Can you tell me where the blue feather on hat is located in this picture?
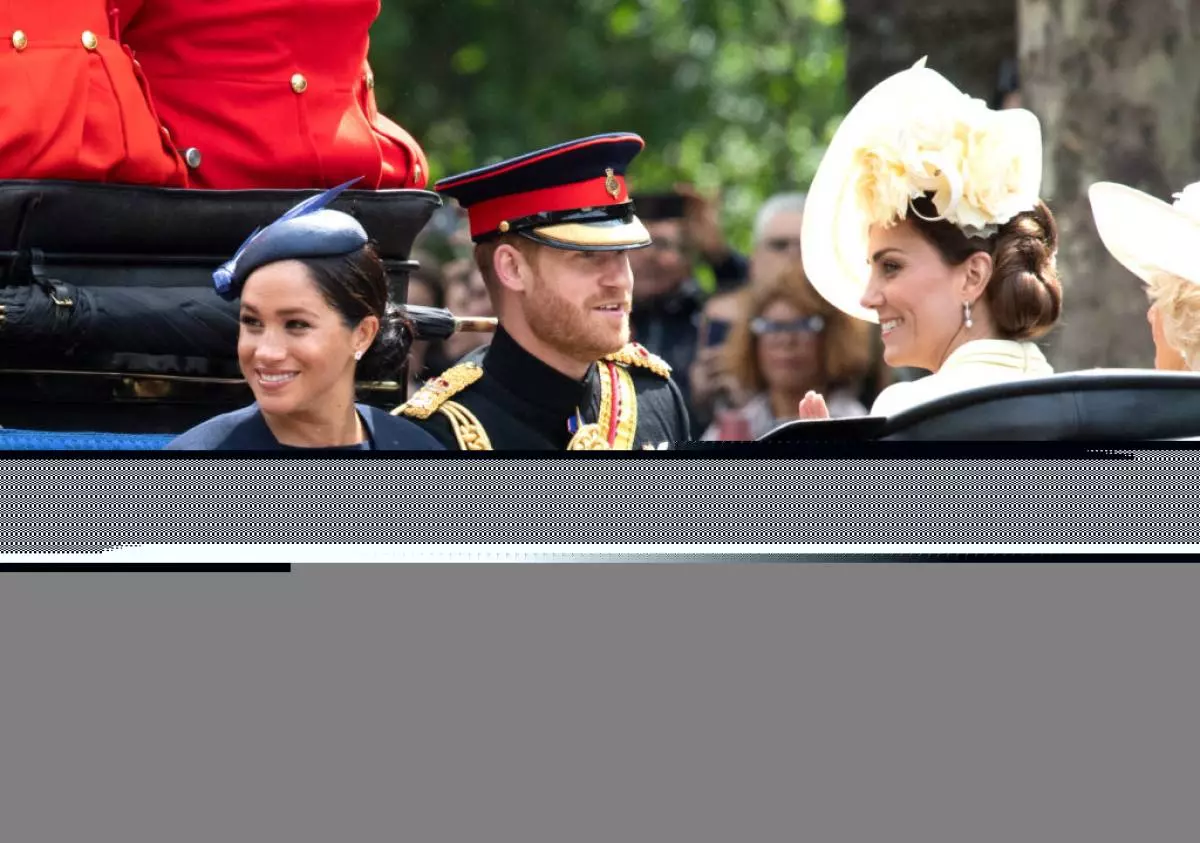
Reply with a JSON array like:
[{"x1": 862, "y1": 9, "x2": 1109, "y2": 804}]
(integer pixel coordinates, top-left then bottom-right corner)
[{"x1": 214, "y1": 178, "x2": 368, "y2": 300}]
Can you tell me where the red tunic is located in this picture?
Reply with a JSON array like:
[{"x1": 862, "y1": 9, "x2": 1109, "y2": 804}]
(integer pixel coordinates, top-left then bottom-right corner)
[
  {"x1": 118, "y1": 0, "x2": 430, "y2": 190},
  {"x1": 0, "y1": 2, "x2": 187, "y2": 185}
]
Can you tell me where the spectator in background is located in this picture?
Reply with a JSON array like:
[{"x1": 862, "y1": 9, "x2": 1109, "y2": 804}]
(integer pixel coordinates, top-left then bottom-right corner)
[
  {"x1": 672, "y1": 188, "x2": 811, "y2": 291},
  {"x1": 668, "y1": 186, "x2": 809, "y2": 291},
  {"x1": 688, "y1": 190, "x2": 883, "y2": 425},
  {"x1": 747, "y1": 193, "x2": 807, "y2": 287},
  {"x1": 630, "y1": 186, "x2": 886, "y2": 429},
  {"x1": 424, "y1": 255, "x2": 494, "y2": 372},
  {"x1": 407, "y1": 203, "x2": 495, "y2": 381},
  {"x1": 627, "y1": 192, "x2": 711, "y2": 421},
  {"x1": 687, "y1": 288, "x2": 748, "y2": 433},
  {"x1": 752, "y1": 191, "x2": 905, "y2": 406},
  {"x1": 415, "y1": 203, "x2": 473, "y2": 262},
  {"x1": 674, "y1": 184, "x2": 751, "y2": 289},
  {"x1": 702, "y1": 265, "x2": 871, "y2": 440}
]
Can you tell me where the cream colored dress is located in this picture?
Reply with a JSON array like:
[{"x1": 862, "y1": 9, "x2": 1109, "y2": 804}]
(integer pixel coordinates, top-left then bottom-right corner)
[{"x1": 871, "y1": 339, "x2": 1054, "y2": 416}]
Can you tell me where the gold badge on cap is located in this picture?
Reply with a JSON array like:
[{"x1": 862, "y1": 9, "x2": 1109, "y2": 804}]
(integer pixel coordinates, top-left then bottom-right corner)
[{"x1": 605, "y1": 168, "x2": 620, "y2": 199}]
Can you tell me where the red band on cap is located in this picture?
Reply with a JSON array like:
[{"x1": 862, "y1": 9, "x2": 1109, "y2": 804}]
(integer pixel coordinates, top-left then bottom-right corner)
[{"x1": 468, "y1": 175, "x2": 628, "y2": 238}]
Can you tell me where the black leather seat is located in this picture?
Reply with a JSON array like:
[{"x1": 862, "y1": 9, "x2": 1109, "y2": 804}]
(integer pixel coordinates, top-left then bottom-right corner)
[
  {"x1": 756, "y1": 370, "x2": 1200, "y2": 441},
  {"x1": 0, "y1": 179, "x2": 441, "y2": 288}
]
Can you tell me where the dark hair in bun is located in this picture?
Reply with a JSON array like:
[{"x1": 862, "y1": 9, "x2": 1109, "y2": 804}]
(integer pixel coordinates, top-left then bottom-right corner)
[
  {"x1": 299, "y1": 243, "x2": 414, "y2": 382},
  {"x1": 909, "y1": 195, "x2": 1062, "y2": 340}
]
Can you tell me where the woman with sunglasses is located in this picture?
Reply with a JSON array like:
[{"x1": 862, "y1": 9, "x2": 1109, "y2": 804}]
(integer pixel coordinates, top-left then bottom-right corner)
[
  {"x1": 701, "y1": 265, "x2": 872, "y2": 440},
  {"x1": 166, "y1": 183, "x2": 444, "y2": 451}
]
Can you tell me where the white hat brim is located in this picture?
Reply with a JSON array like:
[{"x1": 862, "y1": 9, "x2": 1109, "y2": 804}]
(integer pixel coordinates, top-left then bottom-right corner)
[
  {"x1": 1088, "y1": 182, "x2": 1200, "y2": 287},
  {"x1": 802, "y1": 64, "x2": 1043, "y2": 324}
]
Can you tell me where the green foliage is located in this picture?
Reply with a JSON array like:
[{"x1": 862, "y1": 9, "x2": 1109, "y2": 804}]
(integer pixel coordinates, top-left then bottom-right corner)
[{"x1": 369, "y1": 0, "x2": 846, "y2": 252}]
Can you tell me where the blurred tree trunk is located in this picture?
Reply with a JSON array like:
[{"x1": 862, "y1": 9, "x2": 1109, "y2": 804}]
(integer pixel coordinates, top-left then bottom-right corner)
[
  {"x1": 1021, "y1": 0, "x2": 1200, "y2": 369},
  {"x1": 843, "y1": 0, "x2": 1016, "y2": 100}
]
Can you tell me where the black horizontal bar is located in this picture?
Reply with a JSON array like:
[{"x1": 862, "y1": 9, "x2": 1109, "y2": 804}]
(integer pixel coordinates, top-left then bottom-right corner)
[
  {"x1": 0, "y1": 563, "x2": 292, "y2": 573},
  {"x1": 0, "y1": 251, "x2": 420, "y2": 271}
]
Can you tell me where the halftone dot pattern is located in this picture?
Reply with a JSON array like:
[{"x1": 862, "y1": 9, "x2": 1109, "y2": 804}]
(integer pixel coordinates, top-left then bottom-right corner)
[{"x1": 1, "y1": 455, "x2": 1198, "y2": 551}]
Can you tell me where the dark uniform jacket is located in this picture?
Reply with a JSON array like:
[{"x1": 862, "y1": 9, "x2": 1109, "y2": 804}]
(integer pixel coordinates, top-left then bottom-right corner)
[
  {"x1": 393, "y1": 327, "x2": 691, "y2": 450},
  {"x1": 165, "y1": 403, "x2": 443, "y2": 451}
]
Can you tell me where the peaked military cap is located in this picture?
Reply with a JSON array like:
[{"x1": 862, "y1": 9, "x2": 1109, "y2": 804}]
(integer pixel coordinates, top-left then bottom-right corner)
[
  {"x1": 434, "y1": 133, "x2": 652, "y2": 251},
  {"x1": 213, "y1": 178, "x2": 368, "y2": 300}
]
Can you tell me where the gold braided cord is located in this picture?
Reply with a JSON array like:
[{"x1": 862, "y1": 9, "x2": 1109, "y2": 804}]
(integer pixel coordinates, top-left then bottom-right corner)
[
  {"x1": 566, "y1": 423, "x2": 613, "y2": 450},
  {"x1": 565, "y1": 361, "x2": 641, "y2": 450},
  {"x1": 612, "y1": 364, "x2": 639, "y2": 449},
  {"x1": 596, "y1": 359, "x2": 614, "y2": 436},
  {"x1": 568, "y1": 362, "x2": 617, "y2": 450},
  {"x1": 438, "y1": 401, "x2": 494, "y2": 451}
]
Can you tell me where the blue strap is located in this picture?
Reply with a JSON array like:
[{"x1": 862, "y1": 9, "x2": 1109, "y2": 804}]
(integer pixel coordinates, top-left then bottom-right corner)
[{"x1": 0, "y1": 429, "x2": 175, "y2": 450}]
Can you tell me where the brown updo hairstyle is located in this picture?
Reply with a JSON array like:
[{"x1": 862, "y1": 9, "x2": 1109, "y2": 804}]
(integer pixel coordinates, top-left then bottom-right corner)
[{"x1": 908, "y1": 195, "x2": 1062, "y2": 340}]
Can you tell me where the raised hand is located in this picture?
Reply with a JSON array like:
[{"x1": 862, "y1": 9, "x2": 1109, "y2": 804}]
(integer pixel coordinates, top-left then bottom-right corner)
[{"x1": 798, "y1": 390, "x2": 830, "y2": 421}]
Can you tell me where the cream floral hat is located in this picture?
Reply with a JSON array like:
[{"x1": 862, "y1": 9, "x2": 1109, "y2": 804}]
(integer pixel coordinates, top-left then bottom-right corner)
[
  {"x1": 801, "y1": 58, "x2": 1043, "y2": 322},
  {"x1": 1088, "y1": 181, "x2": 1200, "y2": 287}
]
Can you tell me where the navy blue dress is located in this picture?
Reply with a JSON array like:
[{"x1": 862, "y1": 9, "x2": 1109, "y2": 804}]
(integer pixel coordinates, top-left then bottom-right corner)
[{"x1": 165, "y1": 403, "x2": 444, "y2": 451}]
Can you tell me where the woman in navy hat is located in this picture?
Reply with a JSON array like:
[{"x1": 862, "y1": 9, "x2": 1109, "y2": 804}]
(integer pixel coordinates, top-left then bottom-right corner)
[{"x1": 166, "y1": 183, "x2": 443, "y2": 451}]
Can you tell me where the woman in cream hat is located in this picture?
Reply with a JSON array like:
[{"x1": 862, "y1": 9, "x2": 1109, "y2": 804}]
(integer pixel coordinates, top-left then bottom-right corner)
[
  {"x1": 798, "y1": 59, "x2": 1063, "y2": 418},
  {"x1": 1089, "y1": 181, "x2": 1200, "y2": 371}
]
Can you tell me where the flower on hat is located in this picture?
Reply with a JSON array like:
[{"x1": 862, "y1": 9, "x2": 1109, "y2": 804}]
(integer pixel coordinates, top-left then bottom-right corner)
[
  {"x1": 851, "y1": 78, "x2": 1037, "y2": 239},
  {"x1": 1172, "y1": 183, "x2": 1200, "y2": 221}
]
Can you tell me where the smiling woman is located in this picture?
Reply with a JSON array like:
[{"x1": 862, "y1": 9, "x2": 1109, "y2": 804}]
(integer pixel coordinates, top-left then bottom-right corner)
[
  {"x1": 165, "y1": 184, "x2": 443, "y2": 451},
  {"x1": 798, "y1": 58, "x2": 1063, "y2": 420}
]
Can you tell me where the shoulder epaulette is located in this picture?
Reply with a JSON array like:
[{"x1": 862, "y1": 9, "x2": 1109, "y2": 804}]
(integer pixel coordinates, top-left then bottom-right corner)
[
  {"x1": 391, "y1": 362, "x2": 484, "y2": 419},
  {"x1": 603, "y1": 342, "x2": 671, "y2": 379}
]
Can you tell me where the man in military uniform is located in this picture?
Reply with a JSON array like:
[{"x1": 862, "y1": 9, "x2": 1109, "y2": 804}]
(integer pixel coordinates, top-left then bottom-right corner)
[{"x1": 392, "y1": 133, "x2": 691, "y2": 450}]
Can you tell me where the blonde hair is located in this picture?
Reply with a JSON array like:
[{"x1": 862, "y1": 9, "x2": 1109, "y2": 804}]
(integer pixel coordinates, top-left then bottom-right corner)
[
  {"x1": 1147, "y1": 271, "x2": 1200, "y2": 370},
  {"x1": 724, "y1": 264, "x2": 873, "y2": 394}
]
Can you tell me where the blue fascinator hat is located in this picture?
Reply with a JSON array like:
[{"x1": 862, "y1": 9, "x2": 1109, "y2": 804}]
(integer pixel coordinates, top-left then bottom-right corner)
[{"x1": 213, "y1": 179, "x2": 369, "y2": 301}]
